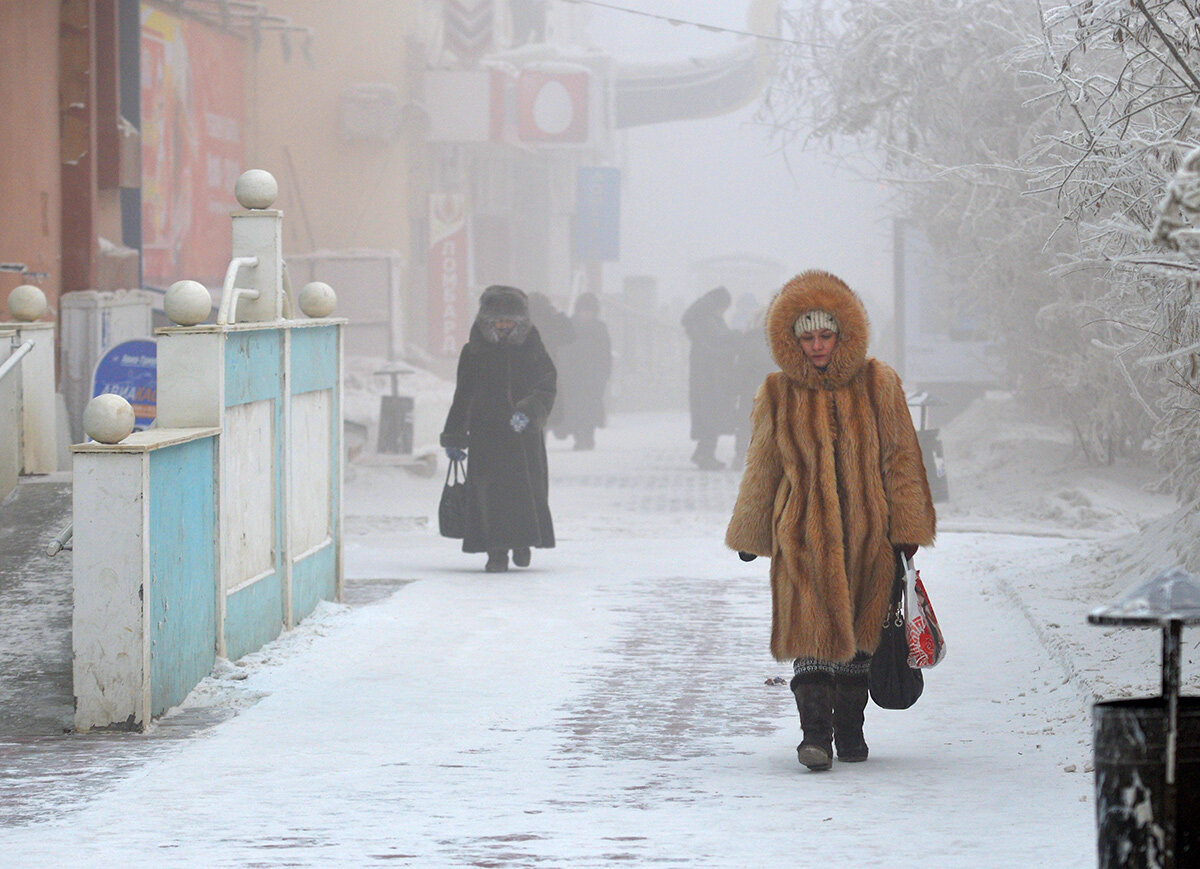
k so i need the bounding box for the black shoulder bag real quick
[868,559,925,709]
[438,457,468,539]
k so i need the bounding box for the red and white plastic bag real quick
[903,555,947,668]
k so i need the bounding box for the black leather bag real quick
[438,457,468,539]
[869,565,925,709]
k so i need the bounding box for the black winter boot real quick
[485,550,509,572]
[512,547,531,567]
[790,673,834,771]
[833,673,870,762]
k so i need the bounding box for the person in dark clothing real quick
[441,285,557,573]
[733,306,774,467]
[528,291,575,434]
[555,292,612,450]
[681,286,737,470]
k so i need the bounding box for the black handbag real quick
[868,563,924,709]
[438,457,468,539]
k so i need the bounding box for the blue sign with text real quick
[573,166,620,262]
[92,339,157,430]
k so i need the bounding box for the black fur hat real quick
[475,285,532,345]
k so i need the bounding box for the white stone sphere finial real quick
[164,280,213,326]
[7,284,47,322]
[299,281,337,318]
[83,394,135,444]
[235,169,278,210]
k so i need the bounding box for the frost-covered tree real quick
[1030,1,1200,505]
[763,0,1192,472]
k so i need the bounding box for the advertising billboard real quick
[141,8,245,288]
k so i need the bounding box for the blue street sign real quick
[573,166,620,262]
[92,339,157,431]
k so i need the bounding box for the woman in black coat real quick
[681,286,737,470]
[528,291,575,432]
[441,286,557,573]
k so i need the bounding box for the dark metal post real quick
[1164,619,1182,868]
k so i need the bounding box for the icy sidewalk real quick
[0,412,1098,866]
[0,537,1094,866]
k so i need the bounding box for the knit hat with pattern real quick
[792,309,839,337]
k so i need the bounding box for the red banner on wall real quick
[428,194,472,357]
[141,9,245,288]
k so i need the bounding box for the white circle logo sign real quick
[532,79,576,136]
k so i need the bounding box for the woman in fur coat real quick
[441,286,557,573]
[726,271,936,771]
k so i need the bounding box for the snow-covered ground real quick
[0,397,1187,866]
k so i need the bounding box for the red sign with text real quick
[428,194,472,357]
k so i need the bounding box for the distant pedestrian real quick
[726,271,936,771]
[681,286,737,470]
[555,292,612,450]
[528,292,575,434]
[732,306,773,467]
[730,290,759,331]
[441,285,557,573]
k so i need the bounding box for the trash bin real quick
[1094,697,1200,866]
[907,391,948,503]
[916,428,948,503]
[1089,568,1200,869]
[375,368,414,455]
[378,394,414,455]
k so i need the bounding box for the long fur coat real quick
[725,271,936,662]
[442,286,557,553]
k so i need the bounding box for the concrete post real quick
[0,321,58,473]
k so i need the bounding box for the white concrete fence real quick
[72,171,346,731]
[1,285,59,501]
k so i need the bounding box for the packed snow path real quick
[1,412,1096,866]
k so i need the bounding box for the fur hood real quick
[767,271,869,389]
[471,285,533,348]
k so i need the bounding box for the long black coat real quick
[556,314,612,435]
[528,293,575,431]
[441,325,557,553]
[682,291,737,441]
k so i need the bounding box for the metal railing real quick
[217,256,261,324]
[46,523,73,556]
[0,338,34,385]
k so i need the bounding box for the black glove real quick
[738,551,757,562]
[895,543,919,560]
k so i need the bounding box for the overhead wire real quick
[553,0,821,48]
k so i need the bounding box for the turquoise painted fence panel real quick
[149,437,217,717]
[292,543,336,623]
[225,574,284,662]
[332,377,341,558]
[291,326,338,395]
[225,329,282,407]
[274,386,286,612]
